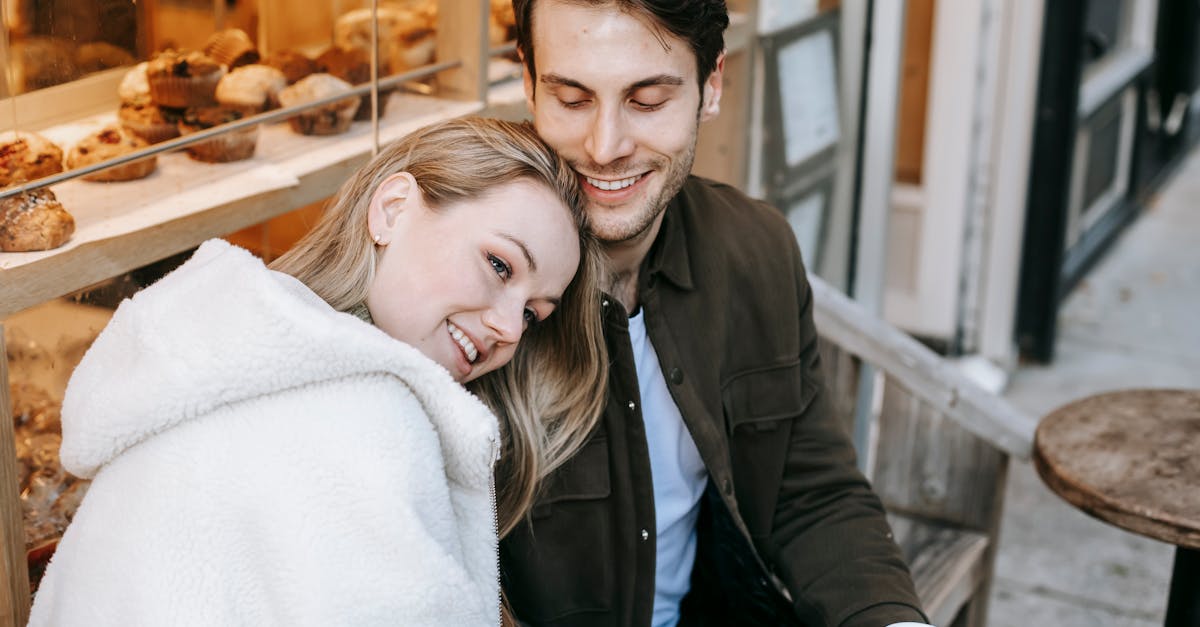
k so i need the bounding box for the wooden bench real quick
[810,275,1038,627]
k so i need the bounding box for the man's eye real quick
[559,99,589,109]
[488,253,512,279]
[632,100,665,111]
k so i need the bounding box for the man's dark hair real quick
[513,0,729,92]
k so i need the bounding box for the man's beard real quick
[581,138,697,246]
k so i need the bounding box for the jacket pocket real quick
[722,360,818,538]
[504,433,614,623]
[530,434,610,517]
[722,360,818,434]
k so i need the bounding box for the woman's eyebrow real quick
[500,233,538,272]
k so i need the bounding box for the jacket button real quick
[669,368,683,384]
[627,400,636,411]
[601,299,610,308]
[641,529,649,541]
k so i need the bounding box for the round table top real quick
[1034,388,1200,550]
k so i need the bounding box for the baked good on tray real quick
[146,50,226,109]
[263,49,318,85]
[315,46,389,121]
[202,28,260,69]
[334,6,436,74]
[0,131,64,188]
[0,188,75,252]
[216,64,288,116]
[178,106,259,163]
[277,73,360,136]
[118,101,183,145]
[67,126,157,182]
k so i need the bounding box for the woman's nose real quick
[482,305,524,345]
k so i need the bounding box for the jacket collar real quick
[642,189,695,291]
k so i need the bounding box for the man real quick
[501,2,932,626]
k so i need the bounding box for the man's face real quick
[523,0,723,245]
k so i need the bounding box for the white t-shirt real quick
[628,309,708,627]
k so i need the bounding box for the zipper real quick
[490,437,501,627]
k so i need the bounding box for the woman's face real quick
[366,175,581,383]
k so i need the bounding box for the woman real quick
[29,117,607,626]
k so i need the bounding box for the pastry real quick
[117,62,151,104]
[315,46,388,121]
[0,131,64,188]
[178,106,258,162]
[0,188,75,252]
[67,126,157,182]
[216,64,288,115]
[277,73,360,135]
[202,28,260,69]
[262,49,318,85]
[146,50,226,108]
[118,101,183,144]
[334,6,436,74]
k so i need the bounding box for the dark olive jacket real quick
[501,176,928,627]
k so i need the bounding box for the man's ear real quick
[522,55,537,114]
[367,172,418,243]
[700,52,726,122]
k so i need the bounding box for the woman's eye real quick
[488,253,512,280]
[523,308,540,326]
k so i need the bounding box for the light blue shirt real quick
[628,309,707,627]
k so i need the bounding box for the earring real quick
[372,233,381,244]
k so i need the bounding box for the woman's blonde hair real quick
[271,117,607,537]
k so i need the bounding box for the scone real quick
[117,62,151,105]
[216,64,288,115]
[146,50,226,108]
[277,73,360,135]
[67,126,157,182]
[0,188,75,252]
[0,131,64,188]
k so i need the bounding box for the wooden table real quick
[1034,389,1200,626]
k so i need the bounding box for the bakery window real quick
[1,1,517,622]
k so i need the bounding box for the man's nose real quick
[584,105,636,166]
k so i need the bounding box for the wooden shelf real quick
[0,93,483,319]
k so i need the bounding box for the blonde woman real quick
[29,117,607,627]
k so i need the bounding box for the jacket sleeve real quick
[764,241,930,627]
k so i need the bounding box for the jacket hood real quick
[60,239,498,479]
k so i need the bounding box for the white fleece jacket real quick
[28,240,501,627]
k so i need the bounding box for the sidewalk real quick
[986,148,1200,624]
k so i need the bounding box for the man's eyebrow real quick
[501,233,538,273]
[540,73,686,96]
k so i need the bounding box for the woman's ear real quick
[367,172,418,244]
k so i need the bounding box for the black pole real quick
[1165,546,1200,627]
[1014,0,1087,363]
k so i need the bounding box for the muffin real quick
[315,46,389,121]
[0,132,64,188]
[262,49,318,85]
[73,42,136,76]
[215,64,288,116]
[117,62,151,104]
[277,74,360,136]
[178,106,258,163]
[67,126,157,182]
[0,188,75,252]
[146,50,226,109]
[118,101,183,145]
[202,29,260,69]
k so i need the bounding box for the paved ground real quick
[986,148,1200,625]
